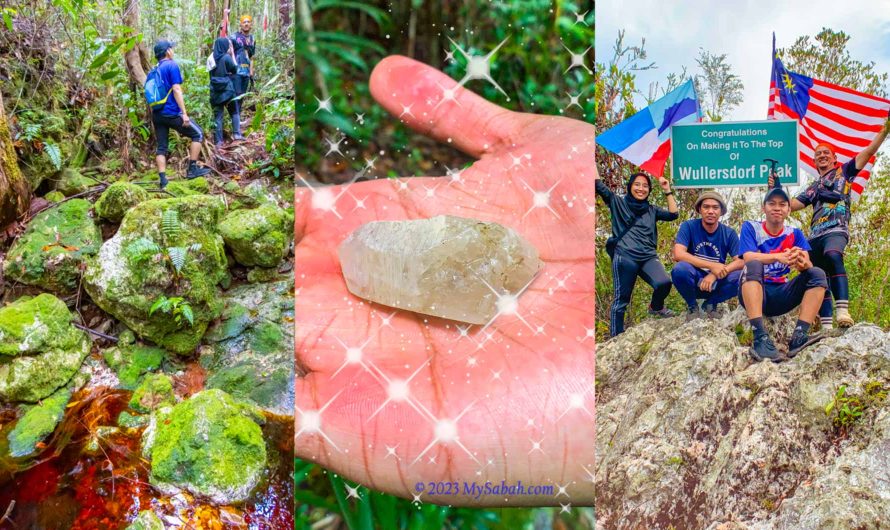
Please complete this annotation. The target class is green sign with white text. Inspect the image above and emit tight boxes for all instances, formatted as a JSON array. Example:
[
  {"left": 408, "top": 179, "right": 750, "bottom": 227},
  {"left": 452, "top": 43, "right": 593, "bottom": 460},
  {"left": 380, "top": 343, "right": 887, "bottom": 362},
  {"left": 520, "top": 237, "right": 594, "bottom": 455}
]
[{"left": 670, "top": 120, "right": 799, "bottom": 188}]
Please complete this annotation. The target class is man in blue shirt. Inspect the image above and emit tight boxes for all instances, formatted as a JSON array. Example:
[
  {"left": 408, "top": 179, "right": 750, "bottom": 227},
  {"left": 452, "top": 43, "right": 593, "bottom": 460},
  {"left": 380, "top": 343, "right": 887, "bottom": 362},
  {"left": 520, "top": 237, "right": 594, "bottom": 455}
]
[
  {"left": 671, "top": 191, "right": 744, "bottom": 320},
  {"left": 738, "top": 184, "right": 828, "bottom": 362},
  {"left": 151, "top": 40, "right": 211, "bottom": 188}
]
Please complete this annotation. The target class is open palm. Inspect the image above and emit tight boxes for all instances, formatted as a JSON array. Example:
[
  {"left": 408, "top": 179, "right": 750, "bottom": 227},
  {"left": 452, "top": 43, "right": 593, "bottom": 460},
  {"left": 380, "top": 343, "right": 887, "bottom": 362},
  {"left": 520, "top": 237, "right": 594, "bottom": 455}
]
[{"left": 294, "top": 56, "right": 595, "bottom": 507}]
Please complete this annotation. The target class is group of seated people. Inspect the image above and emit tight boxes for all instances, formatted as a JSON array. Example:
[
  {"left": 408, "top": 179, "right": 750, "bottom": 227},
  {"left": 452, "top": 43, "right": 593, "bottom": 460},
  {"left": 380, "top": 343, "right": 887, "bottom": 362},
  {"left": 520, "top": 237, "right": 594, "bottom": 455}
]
[{"left": 594, "top": 140, "right": 873, "bottom": 362}]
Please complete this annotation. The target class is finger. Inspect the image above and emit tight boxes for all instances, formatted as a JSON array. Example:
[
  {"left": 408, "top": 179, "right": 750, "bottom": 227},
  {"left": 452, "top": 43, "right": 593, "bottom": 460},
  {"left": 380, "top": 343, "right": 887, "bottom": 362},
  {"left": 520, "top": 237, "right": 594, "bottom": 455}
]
[{"left": 369, "top": 55, "right": 522, "bottom": 158}]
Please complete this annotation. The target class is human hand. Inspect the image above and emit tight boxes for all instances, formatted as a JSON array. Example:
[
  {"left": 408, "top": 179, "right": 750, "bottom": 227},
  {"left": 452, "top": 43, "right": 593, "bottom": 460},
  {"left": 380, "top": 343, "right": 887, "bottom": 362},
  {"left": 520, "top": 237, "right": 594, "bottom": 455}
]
[
  {"left": 699, "top": 273, "right": 717, "bottom": 292},
  {"left": 658, "top": 176, "right": 671, "bottom": 193},
  {"left": 294, "top": 56, "right": 595, "bottom": 507},
  {"left": 181, "top": 114, "right": 191, "bottom": 127},
  {"left": 709, "top": 262, "right": 728, "bottom": 279},
  {"left": 768, "top": 173, "right": 775, "bottom": 187}
]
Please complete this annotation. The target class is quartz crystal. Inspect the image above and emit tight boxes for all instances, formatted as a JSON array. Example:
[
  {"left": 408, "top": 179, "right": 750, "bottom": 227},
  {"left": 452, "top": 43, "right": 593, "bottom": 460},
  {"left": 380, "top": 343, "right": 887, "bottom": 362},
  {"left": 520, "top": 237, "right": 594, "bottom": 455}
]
[{"left": 338, "top": 215, "right": 542, "bottom": 324}]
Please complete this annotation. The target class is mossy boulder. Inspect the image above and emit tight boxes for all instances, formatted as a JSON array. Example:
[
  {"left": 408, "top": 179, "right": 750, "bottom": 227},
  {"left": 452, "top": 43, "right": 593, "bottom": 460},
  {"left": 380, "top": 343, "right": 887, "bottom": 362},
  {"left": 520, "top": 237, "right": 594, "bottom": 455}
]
[
  {"left": 43, "top": 191, "right": 65, "bottom": 203},
  {"left": 203, "top": 280, "right": 294, "bottom": 414},
  {"left": 218, "top": 203, "right": 293, "bottom": 268},
  {"left": 83, "top": 195, "right": 228, "bottom": 354},
  {"left": 126, "top": 510, "right": 164, "bottom": 530},
  {"left": 164, "top": 177, "right": 211, "bottom": 197},
  {"left": 94, "top": 182, "right": 150, "bottom": 223},
  {"left": 0, "top": 294, "right": 91, "bottom": 402},
  {"left": 129, "top": 373, "right": 175, "bottom": 413},
  {"left": 103, "top": 341, "right": 166, "bottom": 390},
  {"left": 142, "top": 389, "right": 266, "bottom": 504},
  {"left": 3, "top": 199, "right": 101, "bottom": 293},
  {"left": 7, "top": 387, "right": 71, "bottom": 458},
  {"left": 52, "top": 168, "right": 99, "bottom": 196}
]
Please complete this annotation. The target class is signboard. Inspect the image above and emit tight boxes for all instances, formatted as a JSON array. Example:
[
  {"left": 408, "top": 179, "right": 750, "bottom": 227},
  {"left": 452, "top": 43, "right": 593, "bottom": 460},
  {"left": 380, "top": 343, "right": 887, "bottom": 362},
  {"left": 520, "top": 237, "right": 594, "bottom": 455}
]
[{"left": 670, "top": 120, "right": 799, "bottom": 188}]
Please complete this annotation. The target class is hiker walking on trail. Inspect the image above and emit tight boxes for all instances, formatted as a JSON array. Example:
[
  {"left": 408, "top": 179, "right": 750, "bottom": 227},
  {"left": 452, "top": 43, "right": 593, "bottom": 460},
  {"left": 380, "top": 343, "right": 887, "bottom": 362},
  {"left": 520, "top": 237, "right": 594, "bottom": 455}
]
[
  {"left": 596, "top": 168, "right": 679, "bottom": 337},
  {"left": 148, "top": 40, "right": 211, "bottom": 188},
  {"left": 671, "top": 191, "right": 744, "bottom": 320},
  {"left": 769, "top": 118, "right": 890, "bottom": 330},
  {"left": 738, "top": 183, "right": 828, "bottom": 363},
  {"left": 209, "top": 37, "right": 242, "bottom": 146}
]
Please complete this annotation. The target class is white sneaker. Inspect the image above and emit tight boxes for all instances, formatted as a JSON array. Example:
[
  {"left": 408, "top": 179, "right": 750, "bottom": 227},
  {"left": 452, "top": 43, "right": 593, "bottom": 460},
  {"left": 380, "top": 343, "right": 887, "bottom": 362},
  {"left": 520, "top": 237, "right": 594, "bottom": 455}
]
[{"left": 836, "top": 307, "right": 854, "bottom": 328}]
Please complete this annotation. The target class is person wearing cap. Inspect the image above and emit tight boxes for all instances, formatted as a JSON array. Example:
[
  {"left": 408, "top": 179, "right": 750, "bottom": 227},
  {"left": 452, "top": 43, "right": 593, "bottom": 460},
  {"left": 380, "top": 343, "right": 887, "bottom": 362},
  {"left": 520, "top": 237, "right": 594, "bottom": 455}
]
[
  {"left": 231, "top": 14, "right": 256, "bottom": 98},
  {"left": 738, "top": 183, "right": 828, "bottom": 362},
  {"left": 151, "top": 40, "right": 210, "bottom": 187},
  {"left": 769, "top": 119, "right": 890, "bottom": 330},
  {"left": 671, "top": 191, "right": 743, "bottom": 320},
  {"left": 595, "top": 168, "right": 679, "bottom": 337}
]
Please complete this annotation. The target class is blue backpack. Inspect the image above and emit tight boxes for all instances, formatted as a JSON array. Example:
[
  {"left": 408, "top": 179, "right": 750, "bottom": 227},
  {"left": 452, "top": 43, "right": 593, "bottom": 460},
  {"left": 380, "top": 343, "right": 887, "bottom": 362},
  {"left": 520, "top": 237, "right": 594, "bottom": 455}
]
[
  {"left": 144, "top": 65, "right": 173, "bottom": 108},
  {"left": 236, "top": 49, "right": 251, "bottom": 77}
]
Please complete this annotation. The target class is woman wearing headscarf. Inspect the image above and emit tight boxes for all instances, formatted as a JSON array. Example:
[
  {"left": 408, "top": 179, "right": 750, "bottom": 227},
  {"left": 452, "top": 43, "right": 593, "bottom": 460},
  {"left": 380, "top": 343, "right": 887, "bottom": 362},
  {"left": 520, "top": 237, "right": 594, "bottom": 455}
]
[
  {"left": 596, "top": 168, "right": 679, "bottom": 336},
  {"left": 209, "top": 37, "right": 242, "bottom": 145}
]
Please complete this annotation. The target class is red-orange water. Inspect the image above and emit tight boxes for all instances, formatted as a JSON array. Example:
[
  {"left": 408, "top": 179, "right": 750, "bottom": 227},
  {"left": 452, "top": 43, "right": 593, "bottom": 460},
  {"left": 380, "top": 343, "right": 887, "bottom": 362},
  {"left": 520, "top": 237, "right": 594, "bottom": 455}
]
[{"left": 0, "top": 387, "right": 294, "bottom": 529}]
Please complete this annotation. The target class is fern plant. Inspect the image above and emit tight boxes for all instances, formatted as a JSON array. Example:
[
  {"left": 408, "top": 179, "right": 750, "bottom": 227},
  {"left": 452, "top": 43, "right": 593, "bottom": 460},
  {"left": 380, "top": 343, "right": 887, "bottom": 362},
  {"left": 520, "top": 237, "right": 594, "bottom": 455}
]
[
  {"left": 124, "top": 209, "right": 202, "bottom": 281},
  {"left": 149, "top": 295, "right": 194, "bottom": 328}
]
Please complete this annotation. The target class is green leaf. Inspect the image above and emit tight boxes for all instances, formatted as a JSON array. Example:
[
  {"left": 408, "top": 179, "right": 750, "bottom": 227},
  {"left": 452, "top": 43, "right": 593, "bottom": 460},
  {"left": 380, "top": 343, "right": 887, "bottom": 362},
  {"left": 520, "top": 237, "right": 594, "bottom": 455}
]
[
  {"left": 161, "top": 209, "right": 181, "bottom": 238},
  {"left": 149, "top": 296, "right": 168, "bottom": 316},
  {"left": 43, "top": 142, "right": 62, "bottom": 171},
  {"left": 167, "top": 247, "right": 187, "bottom": 273},
  {"left": 314, "top": 31, "right": 386, "bottom": 55},
  {"left": 180, "top": 304, "right": 194, "bottom": 326},
  {"left": 2, "top": 11, "right": 12, "bottom": 32},
  {"left": 312, "top": 0, "right": 390, "bottom": 27}
]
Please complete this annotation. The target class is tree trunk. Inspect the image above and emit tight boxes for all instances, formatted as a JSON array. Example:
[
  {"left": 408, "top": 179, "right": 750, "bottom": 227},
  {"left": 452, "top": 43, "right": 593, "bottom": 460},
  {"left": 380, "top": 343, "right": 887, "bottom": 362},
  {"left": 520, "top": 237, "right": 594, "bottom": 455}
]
[
  {"left": 279, "top": 0, "right": 291, "bottom": 37},
  {"left": 0, "top": 90, "right": 30, "bottom": 229},
  {"left": 123, "top": 0, "right": 148, "bottom": 86}
]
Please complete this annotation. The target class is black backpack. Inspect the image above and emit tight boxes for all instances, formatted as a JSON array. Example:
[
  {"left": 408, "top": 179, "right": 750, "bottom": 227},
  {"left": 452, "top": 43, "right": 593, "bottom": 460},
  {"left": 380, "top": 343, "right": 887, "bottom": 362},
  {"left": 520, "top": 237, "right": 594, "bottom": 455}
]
[{"left": 209, "top": 56, "right": 236, "bottom": 106}]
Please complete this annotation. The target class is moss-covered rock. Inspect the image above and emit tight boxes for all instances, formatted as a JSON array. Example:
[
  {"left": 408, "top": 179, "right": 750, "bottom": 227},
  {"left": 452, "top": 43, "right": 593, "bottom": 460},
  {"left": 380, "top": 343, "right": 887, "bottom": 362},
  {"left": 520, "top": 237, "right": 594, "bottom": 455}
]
[
  {"left": 118, "top": 410, "right": 149, "bottom": 429},
  {"left": 83, "top": 195, "right": 228, "bottom": 354},
  {"left": 203, "top": 281, "right": 294, "bottom": 415},
  {"left": 102, "top": 342, "right": 166, "bottom": 390},
  {"left": 218, "top": 203, "right": 293, "bottom": 268},
  {"left": 164, "top": 177, "right": 211, "bottom": 197},
  {"left": 7, "top": 388, "right": 71, "bottom": 458},
  {"left": 52, "top": 168, "right": 99, "bottom": 196},
  {"left": 126, "top": 510, "right": 164, "bottom": 530},
  {"left": 43, "top": 191, "right": 65, "bottom": 203},
  {"left": 94, "top": 182, "right": 150, "bottom": 223},
  {"left": 3, "top": 199, "right": 102, "bottom": 293},
  {"left": 129, "top": 373, "right": 175, "bottom": 413},
  {"left": 0, "top": 294, "right": 90, "bottom": 402},
  {"left": 142, "top": 389, "right": 266, "bottom": 504}
]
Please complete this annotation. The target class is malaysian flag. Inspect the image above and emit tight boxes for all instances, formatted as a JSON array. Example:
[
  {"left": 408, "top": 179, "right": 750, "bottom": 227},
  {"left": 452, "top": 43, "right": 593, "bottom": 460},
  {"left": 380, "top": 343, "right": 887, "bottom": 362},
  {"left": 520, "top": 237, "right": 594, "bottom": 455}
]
[{"left": 768, "top": 34, "right": 890, "bottom": 201}]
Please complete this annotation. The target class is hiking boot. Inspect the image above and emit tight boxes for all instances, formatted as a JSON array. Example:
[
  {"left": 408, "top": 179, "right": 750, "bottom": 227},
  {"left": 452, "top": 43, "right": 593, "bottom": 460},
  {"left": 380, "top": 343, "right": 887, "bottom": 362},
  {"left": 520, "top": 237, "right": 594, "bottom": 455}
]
[
  {"left": 159, "top": 174, "right": 168, "bottom": 189},
  {"left": 749, "top": 333, "right": 782, "bottom": 363},
  {"left": 186, "top": 164, "right": 211, "bottom": 179},
  {"left": 648, "top": 307, "right": 677, "bottom": 318},
  {"left": 788, "top": 330, "right": 823, "bottom": 358},
  {"left": 685, "top": 307, "right": 703, "bottom": 322},
  {"left": 233, "top": 133, "right": 246, "bottom": 141},
  {"left": 836, "top": 308, "right": 854, "bottom": 328},
  {"left": 702, "top": 303, "right": 719, "bottom": 319}
]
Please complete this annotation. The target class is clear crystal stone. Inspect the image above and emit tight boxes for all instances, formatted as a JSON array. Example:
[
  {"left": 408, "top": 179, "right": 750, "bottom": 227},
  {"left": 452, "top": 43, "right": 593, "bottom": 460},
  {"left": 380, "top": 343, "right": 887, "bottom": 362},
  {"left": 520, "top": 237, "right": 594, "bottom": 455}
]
[{"left": 338, "top": 215, "right": 543, "bottom": 324}]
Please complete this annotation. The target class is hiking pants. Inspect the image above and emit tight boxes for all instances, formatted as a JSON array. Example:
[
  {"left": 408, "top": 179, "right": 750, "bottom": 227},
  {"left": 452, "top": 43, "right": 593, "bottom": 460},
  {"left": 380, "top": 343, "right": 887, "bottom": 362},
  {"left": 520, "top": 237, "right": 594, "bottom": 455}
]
[
  {"left": 213, "top": 101, "right": 240, "bottom": 144},
  {"left": 610, "top": 250, "right": 672, "bottom": 337},
  {"left": 809, "top": 234, "right": 849, "bottom": 321},
  {"left": 671, "top": 261, "right": 741, "bottom": 310}
]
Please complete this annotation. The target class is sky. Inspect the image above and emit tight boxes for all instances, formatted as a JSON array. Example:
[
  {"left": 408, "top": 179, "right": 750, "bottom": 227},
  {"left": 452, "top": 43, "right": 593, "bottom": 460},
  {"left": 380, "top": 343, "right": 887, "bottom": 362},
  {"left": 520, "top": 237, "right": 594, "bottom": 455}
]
[{"left": 596, "top": 0, "right": 890, "bottom": 121}]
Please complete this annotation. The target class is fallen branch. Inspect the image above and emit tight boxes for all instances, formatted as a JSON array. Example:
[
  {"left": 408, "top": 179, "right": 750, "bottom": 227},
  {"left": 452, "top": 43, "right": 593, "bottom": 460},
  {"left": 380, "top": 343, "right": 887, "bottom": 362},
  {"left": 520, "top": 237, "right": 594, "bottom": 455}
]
[{"left": 72, "top": 322, "right": 118, "bottom": 343}]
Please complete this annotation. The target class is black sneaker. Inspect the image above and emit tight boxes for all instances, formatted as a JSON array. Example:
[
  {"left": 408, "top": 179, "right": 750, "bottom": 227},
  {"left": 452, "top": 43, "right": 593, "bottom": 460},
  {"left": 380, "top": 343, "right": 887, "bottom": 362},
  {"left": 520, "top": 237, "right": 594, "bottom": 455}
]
[
  {"left": 749, "top": 333, "right": 782, "bottom": 363},
  {"left": 186, "top": 164, "right": 211, "bottom": 179},
  {"left": 159, "top": 174, "right": 168, "bottom": 189},
  {"left": 648, "top": 307, "right": 677, "bottom": 318},
  {"left": 702, "top": 303, "right": 719, "bottom": 319},
  {"left": 788, "top": 330, "right": 823, "bottom": 358}
]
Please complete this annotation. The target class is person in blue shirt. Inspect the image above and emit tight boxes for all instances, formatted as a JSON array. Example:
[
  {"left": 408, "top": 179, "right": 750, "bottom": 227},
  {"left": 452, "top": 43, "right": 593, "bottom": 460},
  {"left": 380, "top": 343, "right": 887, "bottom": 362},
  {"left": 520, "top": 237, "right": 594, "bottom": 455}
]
[
  {"left": 151, "top": 40, "right": 211, "bottom": 188},
  {"left": 671, "top": 191, "right": 744, "bottom": 320},
  {"left": 738, "top": 184, "right": 828, "bottom": 362}
]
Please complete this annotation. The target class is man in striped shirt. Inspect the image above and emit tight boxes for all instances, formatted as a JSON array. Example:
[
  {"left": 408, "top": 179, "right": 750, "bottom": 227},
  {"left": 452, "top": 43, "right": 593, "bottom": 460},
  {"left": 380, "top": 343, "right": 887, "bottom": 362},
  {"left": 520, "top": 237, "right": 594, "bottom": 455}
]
[
  {"left": 770, "top": 117, "right": 890, "bottom": 329},
  {"left": 671, "top": 191, "right": 744, "bottom": 320}
]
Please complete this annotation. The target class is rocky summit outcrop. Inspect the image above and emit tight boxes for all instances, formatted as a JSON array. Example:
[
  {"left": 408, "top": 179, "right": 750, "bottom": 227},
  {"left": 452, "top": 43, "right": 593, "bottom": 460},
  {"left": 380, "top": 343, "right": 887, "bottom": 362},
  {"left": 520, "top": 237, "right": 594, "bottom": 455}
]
[
  {"left": 3, "top": 198, "right": 102, "bottom": 293},
  {"left": 595, "top": 310, "right": 890, "bottom": 530},
  {"left": 83, "top": 195, "right": 228, "bottom": 354},
  {"left": 0, "top": 293, "right": 90, "bottom": 402},
  {"left": 141, "top": 389, "right": 267, "bottom": 505}
]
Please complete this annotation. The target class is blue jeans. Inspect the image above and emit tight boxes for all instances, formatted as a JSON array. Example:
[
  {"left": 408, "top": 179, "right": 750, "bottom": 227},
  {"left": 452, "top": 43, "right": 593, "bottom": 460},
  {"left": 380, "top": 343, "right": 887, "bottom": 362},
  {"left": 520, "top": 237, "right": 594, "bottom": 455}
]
[
  {"left": 671, "top": 261, "right": 741, "bottom": 310},
  {"left": 213, "top": 101, "right": 240, "bottom": 144}
]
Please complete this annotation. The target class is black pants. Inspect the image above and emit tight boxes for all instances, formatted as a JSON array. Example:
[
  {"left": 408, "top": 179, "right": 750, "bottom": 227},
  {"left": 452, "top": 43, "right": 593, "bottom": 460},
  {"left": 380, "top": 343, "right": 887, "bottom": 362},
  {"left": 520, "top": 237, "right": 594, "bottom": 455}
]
[
  {"left": 152, "top": 112, "right": 204, "bottom": 156},
  {"left": 738, "top": 260, "right": 828, "bottom": 316},
  {"left": 610, "top": 250, "right": 672, "bottom": 336},
  {"left": 809, "top": 233, "right": 849, "bottom": 319}
]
